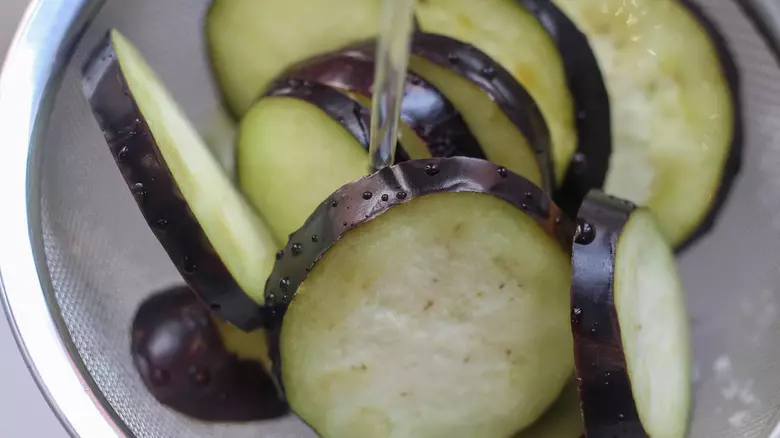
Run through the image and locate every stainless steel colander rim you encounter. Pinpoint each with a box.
[0,1,778,437]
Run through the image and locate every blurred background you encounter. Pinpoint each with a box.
[0,0,69,436]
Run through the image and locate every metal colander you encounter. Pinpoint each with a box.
[1,0,779,436]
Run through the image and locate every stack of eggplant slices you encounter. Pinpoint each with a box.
[82,0,741,436]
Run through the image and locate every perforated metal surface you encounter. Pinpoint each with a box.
[36,0,780,436]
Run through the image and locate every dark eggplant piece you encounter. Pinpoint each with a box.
[82,30,277,330]
[518,0,612,218]
[236,82,373,243]
[267,157,574,438]
[282,47,485,160]
[206,0,382,117]
[409,33,552,191]
[553,0,741,249]
[131,286,287,422]
[571,190,691,438]
[415,0,577,184]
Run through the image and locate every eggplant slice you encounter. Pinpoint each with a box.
[267,157,574,438]
[237,82,372,243]
[206,0,381,117]
[282,47,485,160]
[552,0,741,248]
[571,190,691,438]
[518,0,612,218]
[82,30,276,329]
[131,286,287,422]
[415,0,577,184]
[409,33,552,191]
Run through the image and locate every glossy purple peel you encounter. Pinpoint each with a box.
[518,0,612,218]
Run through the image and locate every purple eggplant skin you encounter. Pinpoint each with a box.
[409,33,554,192]
[81,33,271,331]
[261,79,410,163]
[517,0,612,219]
[674,0,743,253]
[131,285,288,422]
[570,190,648,438]
[264,156,573,386]
[282,45,486,159]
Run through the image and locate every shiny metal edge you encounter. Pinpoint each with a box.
[0,1,127,437]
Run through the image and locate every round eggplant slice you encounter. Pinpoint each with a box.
[81,30,276,329]
[552,0,741,248]
[409,33,552,191]
[205,0,381,117]
[518,0,612,219]
[282,47,485,160]
[415,0,577,184]
[571,190,692,438]
[131,286,287,422]
[267,157,574,438]
[237,82,373,243]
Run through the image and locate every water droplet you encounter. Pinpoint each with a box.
[291,243,304,256]
[604,379,609,385]
[117,146,129,161]
[448,52,459,63]
[337,117,346,125]
[618,413,625,420]
[524,192,533,200]
[573,307,582,316]
[425,163,440,176]
[605,371,612,377]
[276,250,284,260]
[311,235,319,243]
[575,219,596,245]
[572,153,588,174]
[520,203,528,210]
[362,191,373,200]
[189,365,211,386]
[555,216,562,224]
[497,167,508,178]
[151,369,170,387]
[481,65,496,79]
[381,194,389,201]
[131,182,147,198]
[182,257,197,274]
[279,277,291,291]
[287,77,302,88]
[268,292,276,301]
[396,191,408,200]
[153,218,169,230]
[331,200,339,207]
[282,293,289,301]
[591,328,597,333]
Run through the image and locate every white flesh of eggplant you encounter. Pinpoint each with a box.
[237,97,369,242]
[614,209,692,438]
[281,192,573,438]
[553,0,734,246]
[112,31,278,304]
[207,0,381,116]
